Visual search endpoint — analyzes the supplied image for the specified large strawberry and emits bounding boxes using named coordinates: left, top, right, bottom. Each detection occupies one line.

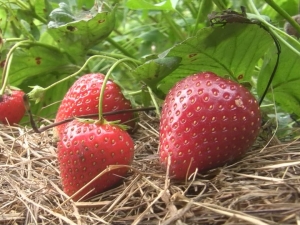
left=159, top=72, right=261, bottom=179
left=54, top=73, right=135, bottom=137
left=57, top=119, right=134, bottom=201
left=0, top=89, right=26, bottom=125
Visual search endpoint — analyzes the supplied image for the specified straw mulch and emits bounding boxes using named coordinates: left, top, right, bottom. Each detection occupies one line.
left=1, top=113, right=300, bottom=225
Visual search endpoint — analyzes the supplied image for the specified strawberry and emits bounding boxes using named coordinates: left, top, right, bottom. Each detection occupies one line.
left=54, top=73, right=135, bottom=137
left=0, top=89, right=26, bottom=125
left=159, top=72, right=261, bottom=179
left=57, top=119, right=134, bottom=201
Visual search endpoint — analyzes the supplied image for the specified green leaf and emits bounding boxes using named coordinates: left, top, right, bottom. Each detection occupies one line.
left=126, top=0, right=178, bottom=10
left=156, top=23, right=274, bottom=94
left=76, top=0, right=94, bottom=10
left=44, top=4, right=116, bottom=60
left=48, top=2, right=75, bottom=25
left=130, top=56, right=181, bottom=99
left=3, top=4, right=37, bottom=40
left=20, top=73, right=76, bottom=119
left=257, top=39, right=300, bottom=116
left=3, top=44, right=77, bottom=86
left=261, top=0, right=298, bottom=26
left=29, top=0, right=52, bottom=21
left=133, top=56, right=182, bottom=86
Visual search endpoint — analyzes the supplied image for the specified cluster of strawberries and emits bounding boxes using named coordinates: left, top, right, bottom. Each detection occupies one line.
left=0, top=71, right=261, bottom=201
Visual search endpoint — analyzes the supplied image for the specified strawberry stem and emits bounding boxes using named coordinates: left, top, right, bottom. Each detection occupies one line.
left=27, top=55, right=141, bottom=103
left=0, top=40, right=30, bottom=95
left=0, top=54, right=13, bottom=95
left=0, top=39, right=73, bottom=96
left=3, top=38, right=27, bottom=43
left=106, top=37, right=137, bottom=59
left=98, top=58, right=142, bottom=122
left=264, top=0, right=300, bottom=35
left=27, top=106, right=156, bottom=133
left=247, top=0, right=300, bottom=56
left=87, top=50, right=142, bottom=64
left=147, top=86, right=161, bottom=117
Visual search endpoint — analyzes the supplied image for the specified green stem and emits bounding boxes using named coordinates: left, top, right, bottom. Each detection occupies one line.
left=87, top=49, right=142, bottom=65
left=106, top=37, right=136, bottom=58
left=246, top=0, right=260, bottom=15
left=192, top=3, right=202, bottom=36
left=267, top=25, right=300, bottom=56
left=212, top=0, right=227, bottom=10
left=5, top=38, right=64, bottom=55
left=3, top=38, right=27, bottom=43
left=264, top=0, right=300, bottom=35
left=126, top=90, right=142, bottom=95
left=192, top=0, right=213, bottom=36
left=98, top=58, right=139, bottom=121
left=0, top=40, right=31, bottom=95
left=15, top=0, right=29, bottom=10
left=184, top=2, right=197, bottom=18
left=14, top=0, right=47, bottom=24
left=162, top=11, right=186, bottom=40
left=0, top=54, right=13, bottom=95
left=1, top=39, right=77, bottom=95
left=147, top=86, right=161, bottom=117
left=43, top=55, right=119, bottom=92
left=248, top=0, right=300, bottom=56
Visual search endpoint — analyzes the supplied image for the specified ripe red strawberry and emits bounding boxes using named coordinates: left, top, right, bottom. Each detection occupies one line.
left=159, top=72, right=261, bottom=179
left=54, top=73, right=135, bottom=137
left=57, top=120, right=135, bottom=201
left=0, top=89, right=26, bottom=125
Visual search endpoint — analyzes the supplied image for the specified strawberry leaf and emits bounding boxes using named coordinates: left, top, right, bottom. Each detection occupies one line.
left=132, top=56, right=182, bottom=87
left=126, top=0, right=178, bottom=10
left=156, top=23, right=274, bottom=95
left=22, top=74, right=75, bottom=118
left=3, top=44, right=76, bottom=86
left=44, top=4, right=116, bottom=60
left=257, top=39, right=300, bottom=116
left=132, top=56, right=181, bottom=98
left=28, top=0, right=52, bottom=21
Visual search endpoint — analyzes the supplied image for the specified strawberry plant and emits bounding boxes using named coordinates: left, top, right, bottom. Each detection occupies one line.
left=0, top=0, right=299, bottom=176
left=159, top=72, right=261, bottom=179
left=0, top=0, right=299, bottom=165
left=1, top=0, right=300, bottom=223
left=54, top=73, right=135, bottom=137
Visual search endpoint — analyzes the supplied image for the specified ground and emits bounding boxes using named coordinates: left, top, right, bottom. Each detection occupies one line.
left=0, top=113, right=300, bottom=225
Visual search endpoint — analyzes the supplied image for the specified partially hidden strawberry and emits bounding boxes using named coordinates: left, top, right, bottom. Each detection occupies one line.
left=57, top=119, right=135, bottom=201
left=0, top=89, right=26, bottom=125
left=159, top=72, right=261, bottom=179
left=54, top=73, right=135, bottom=137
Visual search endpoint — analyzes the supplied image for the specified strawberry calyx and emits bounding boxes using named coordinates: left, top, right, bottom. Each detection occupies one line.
left=103, top=119, right=131, bottom=131
left=75, top=117, right=131, bottom=131
left=0, top=86, right=22, bottom=99
left=0, top=89, right=12, bottom=99
left=27, top=85, right=45, bottom=103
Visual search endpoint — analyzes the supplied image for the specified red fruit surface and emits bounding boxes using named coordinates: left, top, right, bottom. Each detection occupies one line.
left=159, top=72, right=261, bottom=180
left=54, top=73, right=135, bottom=137
left=57, top=120, right=135, bottom=201
left=0, top=90, right=26, bottom=125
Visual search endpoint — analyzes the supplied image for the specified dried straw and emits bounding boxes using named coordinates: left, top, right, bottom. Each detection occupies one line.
left=1, top=113, right=300, bottom=225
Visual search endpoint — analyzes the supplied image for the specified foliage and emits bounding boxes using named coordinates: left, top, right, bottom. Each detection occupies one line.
left=0, top=0, right=300, bottom=138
